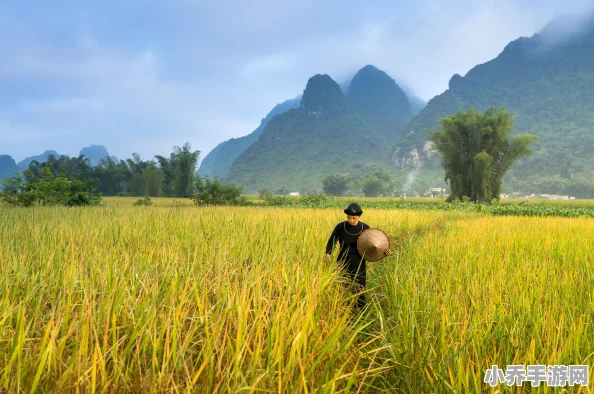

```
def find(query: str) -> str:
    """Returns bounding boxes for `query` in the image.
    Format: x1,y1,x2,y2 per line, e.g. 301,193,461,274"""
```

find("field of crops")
247,195,594,218
1,198,593,392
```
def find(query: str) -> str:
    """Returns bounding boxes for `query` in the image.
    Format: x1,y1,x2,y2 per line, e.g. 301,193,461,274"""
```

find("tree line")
0,143,201,206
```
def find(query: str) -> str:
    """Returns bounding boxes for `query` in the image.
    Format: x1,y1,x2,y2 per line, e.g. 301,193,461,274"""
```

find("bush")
299,191,328,204
134,196,153,206
259,187,289,205
193,176,250,206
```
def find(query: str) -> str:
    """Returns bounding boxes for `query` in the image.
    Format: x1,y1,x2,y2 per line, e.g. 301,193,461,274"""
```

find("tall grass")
0,205,442,392
1,200,592,392
373,215,594,392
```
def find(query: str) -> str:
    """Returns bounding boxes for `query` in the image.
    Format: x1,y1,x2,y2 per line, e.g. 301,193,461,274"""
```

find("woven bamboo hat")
357,228,390,262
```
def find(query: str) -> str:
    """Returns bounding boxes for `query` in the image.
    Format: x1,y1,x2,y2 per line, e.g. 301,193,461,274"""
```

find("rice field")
1,198,593,392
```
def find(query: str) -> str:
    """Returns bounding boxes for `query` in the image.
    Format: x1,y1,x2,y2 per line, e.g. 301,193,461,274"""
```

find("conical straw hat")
357,228,390,262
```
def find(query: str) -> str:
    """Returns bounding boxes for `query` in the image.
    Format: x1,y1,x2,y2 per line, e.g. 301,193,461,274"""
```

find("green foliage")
172,143,200,198
322,173,350,196
143,163,164,197
361,176,384,197
359,170,392,197
0,172,36,206
134,196,153,206
131,173,147,197
259,187,289,205
249,197,594,218
275,186,290,195
430,106,538,203
193,176,249,206
299,191,327,204
155,143,200,198
0,161,101,207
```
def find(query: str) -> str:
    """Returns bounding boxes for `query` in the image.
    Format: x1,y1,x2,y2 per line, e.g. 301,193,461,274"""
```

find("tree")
156,143,200,197
1,161,101,206
172,143,200,198
144,162,164,197
430,106,538,203
130,173,147,196
361,175,384,197
322,173,349,196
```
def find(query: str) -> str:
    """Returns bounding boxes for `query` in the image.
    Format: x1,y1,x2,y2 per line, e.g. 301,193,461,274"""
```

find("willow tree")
430,106,538,203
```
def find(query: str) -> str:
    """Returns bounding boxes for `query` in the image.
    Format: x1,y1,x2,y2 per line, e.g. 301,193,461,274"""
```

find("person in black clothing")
325,202,391,311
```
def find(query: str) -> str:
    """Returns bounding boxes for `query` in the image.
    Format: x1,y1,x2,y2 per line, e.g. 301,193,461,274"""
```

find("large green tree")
430,106,538,203
156,143,200,197
322,173,349,196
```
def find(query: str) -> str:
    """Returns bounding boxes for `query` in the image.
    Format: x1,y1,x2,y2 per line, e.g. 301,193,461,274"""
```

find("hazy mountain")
346,65,414,149
79,145,118,166
198,98,300,178
0,155,17,180
224,73,390,192
406,94,427,115
393,14,594,196
198,141,226,178
17,150,60,169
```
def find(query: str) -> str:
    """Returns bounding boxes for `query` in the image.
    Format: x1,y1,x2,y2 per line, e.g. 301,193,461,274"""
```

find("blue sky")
1,0,592,163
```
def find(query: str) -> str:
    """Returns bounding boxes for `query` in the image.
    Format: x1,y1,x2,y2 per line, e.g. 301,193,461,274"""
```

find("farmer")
325,202,391,310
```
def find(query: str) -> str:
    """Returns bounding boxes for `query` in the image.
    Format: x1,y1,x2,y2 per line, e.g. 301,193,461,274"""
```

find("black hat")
344,202,363,216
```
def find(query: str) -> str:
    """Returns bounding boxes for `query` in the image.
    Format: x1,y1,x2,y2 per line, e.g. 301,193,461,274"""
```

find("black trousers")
340,254,367,310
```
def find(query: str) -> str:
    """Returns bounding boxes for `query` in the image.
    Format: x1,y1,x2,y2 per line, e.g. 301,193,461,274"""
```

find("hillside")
346,65,413,155
198,98,300,178
0,155,17,180
393,14,594,197
224,74,387,192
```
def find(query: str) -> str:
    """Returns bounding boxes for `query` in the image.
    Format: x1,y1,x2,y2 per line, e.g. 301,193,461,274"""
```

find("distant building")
289,192,300,196
429,187,446,198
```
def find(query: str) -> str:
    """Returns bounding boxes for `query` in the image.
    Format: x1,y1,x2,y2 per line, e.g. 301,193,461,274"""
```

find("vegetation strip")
256,198,594,218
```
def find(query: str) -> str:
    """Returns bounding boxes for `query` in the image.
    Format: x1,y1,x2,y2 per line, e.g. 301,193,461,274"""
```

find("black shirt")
325,221,370,259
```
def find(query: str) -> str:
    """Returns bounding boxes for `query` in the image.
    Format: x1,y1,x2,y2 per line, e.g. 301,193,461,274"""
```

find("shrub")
300,191,328,204
134,196,153,206
193,176,250,206
259,187,289,205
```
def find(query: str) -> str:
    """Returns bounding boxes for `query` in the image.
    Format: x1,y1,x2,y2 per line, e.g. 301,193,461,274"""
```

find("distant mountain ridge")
2,145,118,177
17,150,60,169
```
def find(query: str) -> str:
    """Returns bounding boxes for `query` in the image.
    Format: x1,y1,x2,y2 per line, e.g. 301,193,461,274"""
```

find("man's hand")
384,248,392,256
326,253,331,260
